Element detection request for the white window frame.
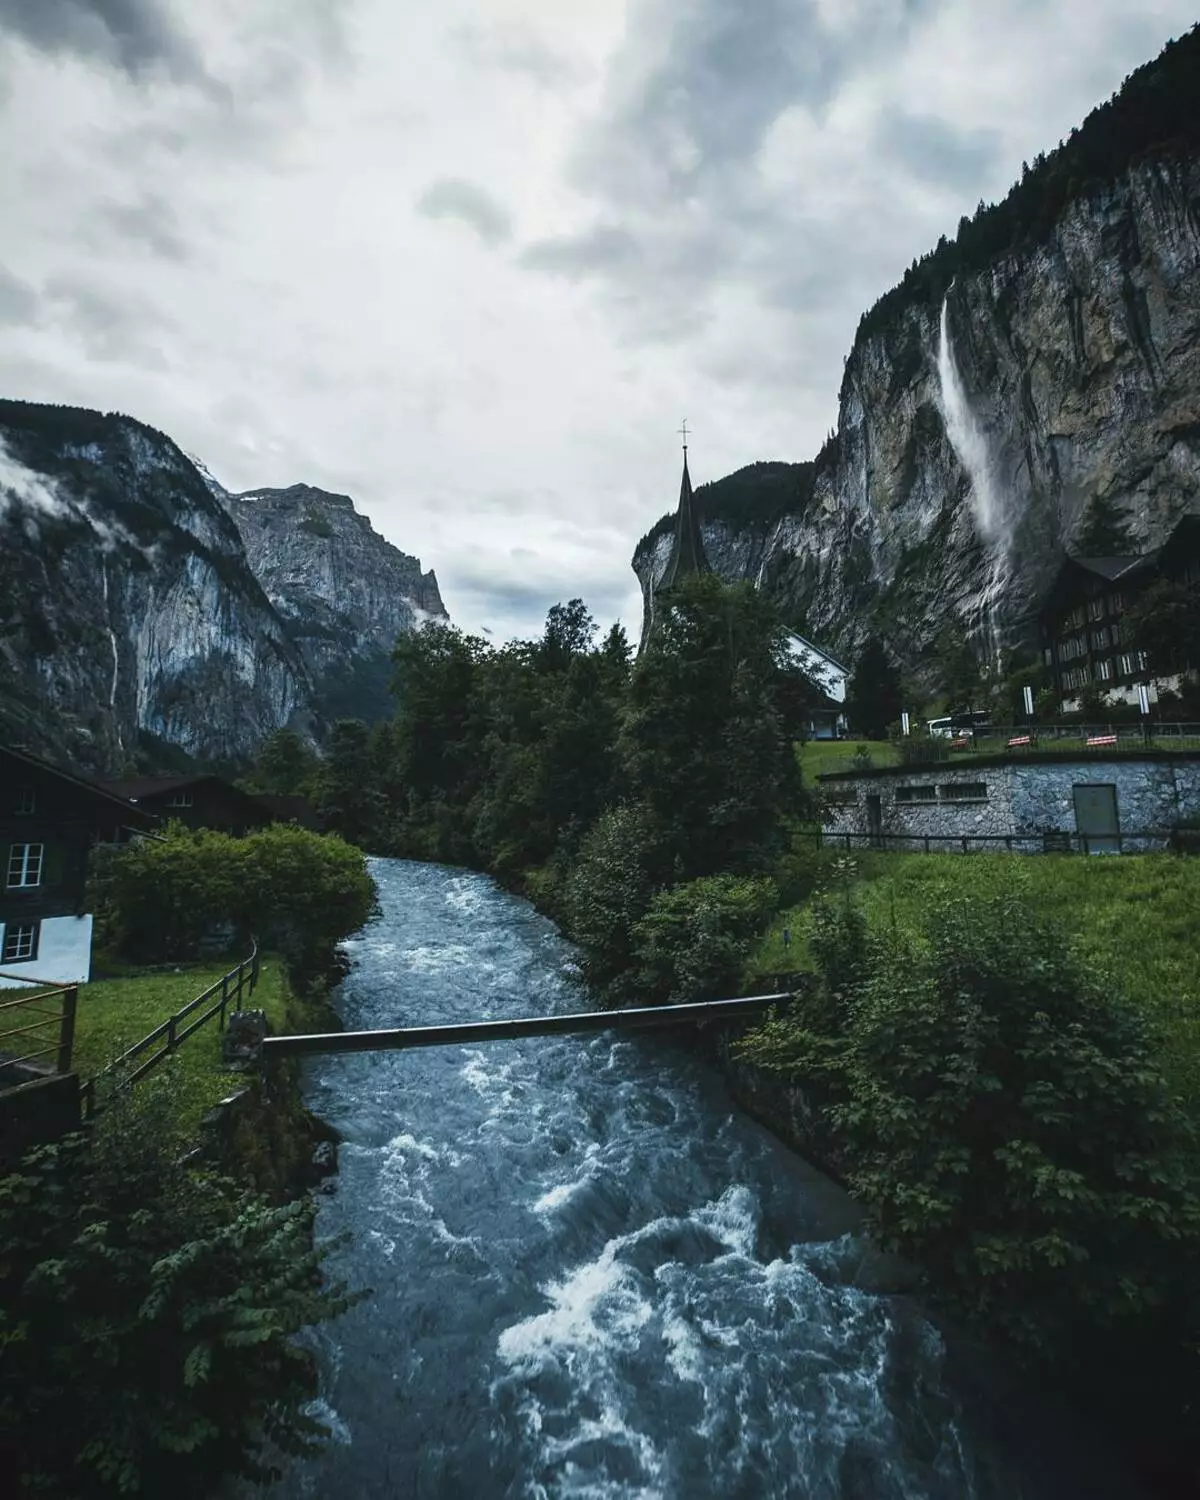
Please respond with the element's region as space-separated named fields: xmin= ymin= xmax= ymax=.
xmin=6 ymin=843 xmax=44 ymax=889
xmin=1 ymin=921 xmax=39 ymax=963
xmin=167 ymin=791 xmax=194 ymax=809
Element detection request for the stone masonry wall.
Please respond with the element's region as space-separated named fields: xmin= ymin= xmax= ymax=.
xmin=821 ymin=755 xmax=1200 ymax=851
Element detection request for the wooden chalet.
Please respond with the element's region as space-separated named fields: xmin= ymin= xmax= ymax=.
xmin=1039 ymin=516 xmax=1200 ymax=710
xmin=98 ymin=773 xmax=275 ymax=837
xmin=1 ymin=746 xmax=156 ymax=987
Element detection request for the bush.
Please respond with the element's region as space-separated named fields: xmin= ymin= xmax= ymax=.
xmin=0 ymin=1081 xmax=365 ymax=1497
xmin=898 ymin=733 xmax=950 ymax=766
xmin=91 ymin=824 xmax=377 ymax=985
xmin=633 ymin=874 xmax=778 ymax=1004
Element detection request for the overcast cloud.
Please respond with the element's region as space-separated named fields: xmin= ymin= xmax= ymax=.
xmin=1 ymin=0 xmax=1195 ymax=642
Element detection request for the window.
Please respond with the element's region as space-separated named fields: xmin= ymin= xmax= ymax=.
xmin=1118 ymin=653 xmax=1135 ymax=678
xmin=1108 ymin=591 xmax=1125 ymax=614
xmin=14 ymin=786 xmax=35 ymax=816
xmin=1091 ymin=628 xmax=1110 ymax=651
xmin=896 ymin=784 xmax=938 ymax=803
xmin=1109 ymin=620 xmax=1124 ymax=646
xmin=940 ymin=783 xmax=988 ymax=801
xmin=1 ymin=922 xmax=39 ymax=964
xmin=1043 ymin=647 xmax=1053 ymax=666
xmin=1096 ymin=658 xmax=1114 ymax=681
xmin=167 ymin=791 xmax=194 ymax=809
xmin=6 ymin=843 xmax=43 ymax=888
xmin=1087 ymin=597 xmax=1105 ymax=622
xmin=1065 ymin=605 xmax=1086 ymax=631
xmin=1059 ymin=635 xmax=1087 ymax=662
xmin=1062 ymin=666 xmax=1091 ymax=692
xmin=823 ymin=786 xmax=857 ymax=806
xmin=1136 ymin=650 xmax=1148 ymax=672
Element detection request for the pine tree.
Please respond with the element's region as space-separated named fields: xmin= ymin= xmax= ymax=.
xmin=846 ymin=635 xmax=903 ymax=739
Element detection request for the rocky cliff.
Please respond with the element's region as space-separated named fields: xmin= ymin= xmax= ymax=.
xmin=634 ymin=28 xmax=1200 ymax=684
xmin=0 ymin=401 xmax=444 ymax=770
xmin=220 ymin=484 xmax=447 ymax=723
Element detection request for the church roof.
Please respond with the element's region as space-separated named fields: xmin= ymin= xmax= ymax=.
xmin=657 ymin=453 xmax=709 ymax=591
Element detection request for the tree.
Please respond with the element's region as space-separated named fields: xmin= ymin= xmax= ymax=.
xmin=633 ymin=874 xmax=777 ymax=1004
xmin=1125 ymin=580 xmax=1200 ymax=676
xmin=311 ymin=719 xmax=384 ymax=849
xmin=1074 ymin=493 xmax=1133 ymax=555
xmin=933 ymin=625 xmax=982 ymax=715
xmin=539 ymin=598 xmax=596 ymax=673
xmin=563 ymin=803 xmax=660 ymax=1004
xmin=246 ymin=728 xmax=317 ymax=796
xmin=846 ymin=635 xmax=903 ymax=738
xmin=622 ymin=573 xmax=807 ymax=882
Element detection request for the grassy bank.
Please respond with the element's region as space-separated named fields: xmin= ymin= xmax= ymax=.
xmin=71 ymin=956 xmax=292 ymax=1141
xmin=749 ymin=850 xmax=1200 ymax=1117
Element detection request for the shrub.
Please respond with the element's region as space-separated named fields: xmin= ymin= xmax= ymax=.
xmin=633 ymin=874 xmax=778 ymax=1003
xmin=90 ymin=824 xmax=377 ymax=985
xmin=0 ymin=1081 xmax=365 ymax=1497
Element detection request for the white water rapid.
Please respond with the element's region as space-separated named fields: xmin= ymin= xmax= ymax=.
xmin=936 ymin=293 xmax=1011 ymax=666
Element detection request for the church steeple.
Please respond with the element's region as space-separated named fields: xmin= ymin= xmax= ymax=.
xmin=639 ymin=423 xmax=710 ymax=653
xmin=658 ymin=426 xmax=709 ymax=590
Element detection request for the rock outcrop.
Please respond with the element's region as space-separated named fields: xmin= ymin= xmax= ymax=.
xmin=0 ymin=401 xmax=311 ymax=770
xmin=0 ymin=401 xmax=445 ymax=770
xmin=221 ymin=483 xmax=447 ymax=723
xmin=634 ymin=30 xmax=1200 ymax=684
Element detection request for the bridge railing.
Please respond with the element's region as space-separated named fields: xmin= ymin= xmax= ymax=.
xmin=260 ymin=992 xmax=795 ymax=1062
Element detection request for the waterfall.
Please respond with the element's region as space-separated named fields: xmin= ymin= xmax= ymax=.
xmin=936 ymin=293 xmax=1011 ymax=665
xmin=101 ymin=563 xmax=121 ymax=723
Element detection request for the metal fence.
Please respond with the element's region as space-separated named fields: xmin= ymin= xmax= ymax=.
xmin=0 ymin=977 xmax=78 ymax=1083
xmin=79 ymin=941 xmax=259 ymax=1120
xmin=797 ymin=828 xmax=1172 ymax=856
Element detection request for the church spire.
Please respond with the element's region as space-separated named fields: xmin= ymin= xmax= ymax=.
xmin=657 ymin=423 xmax=709 ymax=591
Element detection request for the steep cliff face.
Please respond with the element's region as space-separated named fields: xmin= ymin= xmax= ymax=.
xmin=0 ymin=402 xmax=312 ymax=771
xmin=221 ymin=484 xmax=448 ymax=722
xmin=634 ymin=36 xmax=1200 ymax=682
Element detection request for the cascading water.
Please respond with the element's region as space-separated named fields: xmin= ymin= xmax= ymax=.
xmin=936 ymin=292 xmax=1011 ymax=668
xmin=260 ymin=858 xmax=1143 ymax=1499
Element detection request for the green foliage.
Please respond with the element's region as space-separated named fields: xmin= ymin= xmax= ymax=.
xmin=932 ymin=624 xmax=981 ymax=716
xmin=0 ymin=1082 xmax=364 ymax=1498
xmin=1074 ymin=493 xmax=1134 ymax=556
xmin=563 ymin=804 xmax=660 ymax=1004
xmin=90 ymin=824 xmax=376 ymax=983
xmin=623 ymin=573 xmax=809 ymax=881
xmin=846 ymin=635 xmax=903 ymax=739
xmin=298 ymin=510 xmax=334 ymax=538
xmin=1125 ymin=579 xmax=1200 ymax=675
xmin=245 ymin=728 xmax=318 ymax=796
xmin=633 ymin=875 xmax=778 ymax=1003
xmin=897 ymin=731 xmax=950 ymax=766
xmin=741 ymin=878 xmax=1200 ymax=1440
xmin=311 ymin=718 xmax=385 ymax=848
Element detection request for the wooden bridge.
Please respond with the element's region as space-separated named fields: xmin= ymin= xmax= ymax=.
xmin=259 ymin=992 xmax=795 ymax=1061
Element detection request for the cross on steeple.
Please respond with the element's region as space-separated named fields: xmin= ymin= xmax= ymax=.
xmin=678 ymin=418 xmax=690 ymax=454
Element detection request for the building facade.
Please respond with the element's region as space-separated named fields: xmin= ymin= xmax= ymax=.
xmin=818 ymin=753 xmax=1200 ymax=853
xmin=1 ymin=747 xmax=155 ymax=987
xmin=99 ymin=774 xmax=275 ymax=837
xmin=1040 ymin=516 xmax=1200 ymax=712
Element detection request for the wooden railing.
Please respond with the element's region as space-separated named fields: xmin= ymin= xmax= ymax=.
xmin=0 ymin=977 xmax=79 ymax=1081
xmin=79 ymin=942 xmax=260 ymax=1120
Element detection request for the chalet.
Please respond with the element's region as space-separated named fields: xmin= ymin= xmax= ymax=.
xmin=641 ymin=442 xmax=848 ymax=735
xmin=1 ymin=746 xmax=157 ymax=987
xmin=1040 ymin=516 xmax=1200 ymax=712
xmin=99 ymin=773 xmax=274 ymax=836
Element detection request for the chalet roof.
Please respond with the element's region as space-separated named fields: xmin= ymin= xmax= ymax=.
xmin=1 ymin=745 xmax=158 ymax=828
xmin=99 ymin=773 xmax=266 ymax=816
xmin=1068 ymin=552 xmax=1158 ymax=581
xmin=657 ymin=453 xmax=709 ymax=591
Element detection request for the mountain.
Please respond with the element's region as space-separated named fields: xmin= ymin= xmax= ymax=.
xmin=0 ymin=401 xmax=443 ymax=770
xmin=220 ymin=483 xmax=447 ymax=723
xmin=633 ymin=25 xmax=1200 ymax=683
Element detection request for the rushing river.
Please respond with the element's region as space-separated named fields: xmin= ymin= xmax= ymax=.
xmin=271 ymin=859 xmax=1142 ymax=1499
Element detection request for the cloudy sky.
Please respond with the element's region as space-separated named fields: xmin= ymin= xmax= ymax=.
xmin=1 ymin=1 xmax=1195 ymax=641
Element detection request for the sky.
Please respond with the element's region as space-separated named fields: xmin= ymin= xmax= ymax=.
xmin=1 ymin=1 xmax=1196 ymax=643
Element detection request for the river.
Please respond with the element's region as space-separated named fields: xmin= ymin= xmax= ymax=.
xmin=270 ymin=858 xmax=1142 ymax=1499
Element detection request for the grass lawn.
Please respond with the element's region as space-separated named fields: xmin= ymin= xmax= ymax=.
xmin=796 ymin=738 xmax=898 ymax=779
xmin=751 ymin=850 xmax=1200 ymax=1116
xmin=69 ymin=956 xmax=292 ymax=1141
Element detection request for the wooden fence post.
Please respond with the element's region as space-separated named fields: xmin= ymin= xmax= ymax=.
xmin=219 ymin=972 xmax=230 ymax=1030
xmin=57 ymin=985 xmax=78 ymax=1074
